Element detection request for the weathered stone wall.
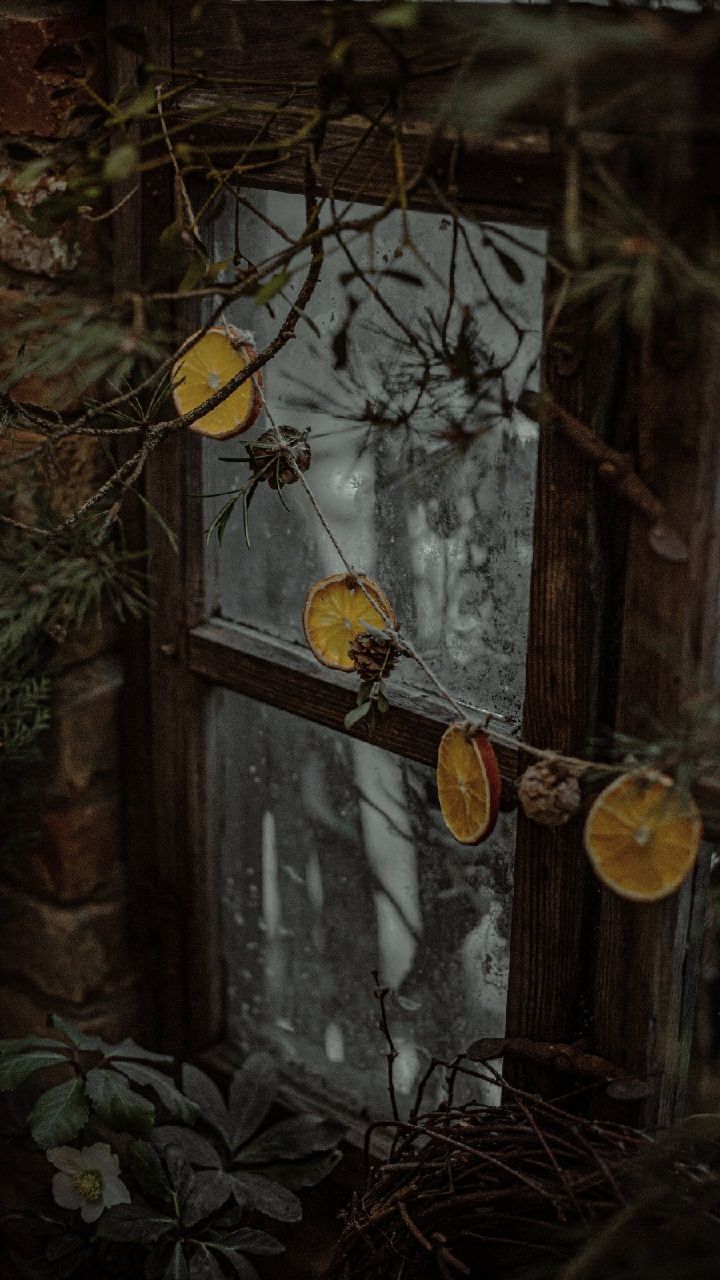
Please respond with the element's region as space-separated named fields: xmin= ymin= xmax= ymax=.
xmin=0 ymin=1 xmax=140 ymax=1044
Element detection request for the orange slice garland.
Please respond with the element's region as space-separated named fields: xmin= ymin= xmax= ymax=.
xmin=583 ymin=771 xmax=702 ymax=901
xmin=437 ymin=723 xmax=501 ymax=845
xmin=171 ymin=325 xmax=262 ymax=439
xmin=302 ymin=574 xmax=396 ymax=672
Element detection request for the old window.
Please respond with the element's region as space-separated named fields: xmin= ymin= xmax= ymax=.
xmin=111 ymin=0 xmax=719 ymax=1160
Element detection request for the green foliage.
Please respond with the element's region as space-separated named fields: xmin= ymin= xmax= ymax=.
xmin=29 ymin=1079 xmax=92 ymax=1149
xmin=153 ymin=1057 xmax=345 ymax=1224
xmin=0 ymin=1019 xmax=190 ymax=1148
xmin=1 ymin=295 xmax=167 ymax=400
xmin=0 ymin=1020 xmax=345 ymax=1279
xmin=0 ymin=472 xmax=151 ymax=855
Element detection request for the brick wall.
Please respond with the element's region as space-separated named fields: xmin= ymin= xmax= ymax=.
xmin=0 ymin=1 xmax=141 ymax=1044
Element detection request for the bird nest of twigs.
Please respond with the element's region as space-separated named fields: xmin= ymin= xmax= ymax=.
xmin=329 ymin=1054 xmax=654 ymax=1280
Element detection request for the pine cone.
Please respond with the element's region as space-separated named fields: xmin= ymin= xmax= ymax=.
xmin=517 ymin=759 xmax=582 ymax=828
xmin=348 ymin=630 xmax=399 ymax=681
xmin=247 ymin=426 xmax=311 ymax=490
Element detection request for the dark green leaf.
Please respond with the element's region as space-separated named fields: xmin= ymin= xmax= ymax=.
xmin=228 ymin=1053 xmax=278 ymax=1151
xmin=0 ymin=1036 xmax=65 ymax=1056
xmin=5 ymin=197 xmax=53 ymax=237
xmin=344 ymin=702 xmax=372 ymax=730
xmin=206 ymin=494 xmax=240 ymax=547
xmin=254 ymin=269 xmax=289 ymax=308
xmin=45 ymin=1234 xmax=91 ymax=1279
xmin=154 ymin=1125 xmax=223 ymax=1168
xmin=179 ymin=254 xmax=209 ymax=295
xmin=231 ymin=1172 xmax=301 ymax=1222
xmin=50 ymin=1015 xmax=111 ymax=1053
xmin=108 ymin=1038 xmax=174 ymax=1066
xmin=67 ymin=101 xmax=105 ymax=123
xmin=160 ymin=222 xmax=187 ymax=261
xmin=221 ymin=1257 xmax=259 ymax=1280
xmin=14 ymin=158 xmax=53 ymax=192
xmin=183 ymin=1171 xmax=233 ymax=1227
xmin=109 ymin=24 xmax=148 ymax=58
xmin=188 ymin=1247 xmax=224 ymax=1280
xmin=237 ymin=1115 xmax=345 ymax=1165
xmin=259 ymin=1148 xmax=343 ymax=1189
xmin=114 ymin=1061 xmax=199 ymax=1124
xmin=115 ymin=85 xmax=157 ymax=121
xmin=217 ymin=1229 xmax=284 ymax=1256
xmin=129 ymin=1140 xmax=175 ymax=1202
xmin=97 ymin=1204 xmax=174 ymax=1244
xmin=208 ymin=1206 xmax=249 ymax=1233
xmin=29 ymin=1078 xmax=89 ymax=1149
xmin=165 ymin=1242 xmax=190 ymax=1280
xmin=377 ymin=689 xmax=390 ymax=714
xmin=86 ymin=1067 xmax=155 ymax=1136
xmin=242 ymin=488 xmax=252 ymax=551
xmin=165 ymin=1145 xmax=196 ymax=1204
xmin=103 ymin=143 xmax=137 ymax=183
xmin=0 ymin=1051 xmax=68 ymax=1091
xmin=146 ymin=1240 xmax=189 ymax=1280
xmin=181 ymin=1063 xmax=229 ymax=1137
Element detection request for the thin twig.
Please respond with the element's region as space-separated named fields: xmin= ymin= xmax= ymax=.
xmin=373 ymin=970 xmax=400 ymax=1123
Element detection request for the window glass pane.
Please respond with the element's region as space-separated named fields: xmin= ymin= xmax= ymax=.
xmin=203 ymin=195 xmax=545 ymax=723
xmin=213 ymin=690 xmax=514 ymax=1119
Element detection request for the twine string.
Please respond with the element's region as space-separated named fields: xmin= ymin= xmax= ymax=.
xmin=249 ymin=378 xmax=615 ymax=778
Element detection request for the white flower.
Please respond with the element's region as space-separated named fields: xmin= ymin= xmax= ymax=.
xmin=48 ymin=1143 xmax=131 ymax=1223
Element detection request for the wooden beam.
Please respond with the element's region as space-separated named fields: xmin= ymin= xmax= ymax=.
xmin=503 ymin=247 xmax=627 ymax=1099
xmin=108 ymin=0 xmax=224 ymax=1056
xmin=592 ymin=147 xmax=720 ymax=1125
xmin=188 ymin=620 xmax=519 ymax=786
xmin=106 ymin=0 xmax=173 ymax=1050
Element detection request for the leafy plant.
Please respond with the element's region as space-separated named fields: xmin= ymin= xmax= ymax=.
xmin=96 ymin=1140 xmax=288 ymax=1280
xmin=0 ymin=472 xmax=151 ymax=856
xmin=0 ymin=1019 xmax=345 ymax=1280
xmin=154 ymin=1057 xmax=345 ymax=1221
xmin=0 ymin=1017 xmax=194 ymax=1149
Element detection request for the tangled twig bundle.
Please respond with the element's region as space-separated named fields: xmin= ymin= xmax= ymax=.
xmin=330 ymin=1058 xmax=653 ymax=1280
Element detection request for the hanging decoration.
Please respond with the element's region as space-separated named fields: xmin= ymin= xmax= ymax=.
xmin=516 ymin=757 xmax=583 ymax=828
xmin=302 ymin=573 xmax=397 ymax=673
xmin=194 ymin=395 xmax=708 ymax=900
xmin=348 ymin=630 xmax=401 ymax=682
xmin=247 ymin=426 xmax=311 ymax=490
xmin=436 ymin=722 xmax=502 ymax=846
xmin=582 ymin=770 xmax=702 ymax=901
xmin=171 ymin=325 xmax=262 ymax=439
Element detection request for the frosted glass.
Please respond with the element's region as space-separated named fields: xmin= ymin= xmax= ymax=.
xmin=203 ymin=194 xmax=545 ymax=724
xmin=214 ymin=690 xmax=514 ymax=1119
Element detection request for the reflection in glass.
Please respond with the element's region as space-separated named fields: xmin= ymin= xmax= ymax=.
xmin=203 ymin=194 xmax=545 ymax=723
xmin=214 ymin=691 xmax=514 ymax=1119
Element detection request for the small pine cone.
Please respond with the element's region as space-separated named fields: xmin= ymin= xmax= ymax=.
xmin=517 ymin=759 xmax=582 ymax=828
xmin=247 ymin=426 xmax=311 ymax=490
xmin=348 ymin=630 xmax=399 ymax=681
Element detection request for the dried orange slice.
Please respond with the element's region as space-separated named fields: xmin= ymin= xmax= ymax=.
xmin=171 ymin=325 xmax=262 ymax=439
xmin=302 ymin=574 xmax=396 ymax=672
xmin=584 ymin=771 xmax=702 ymax=901
xmin=437 ymin=723 xmax=501 ymax=845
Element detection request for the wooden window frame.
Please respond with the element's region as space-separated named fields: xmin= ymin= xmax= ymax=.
xmin=108 ymin=1 xmax=720 ymax=1137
